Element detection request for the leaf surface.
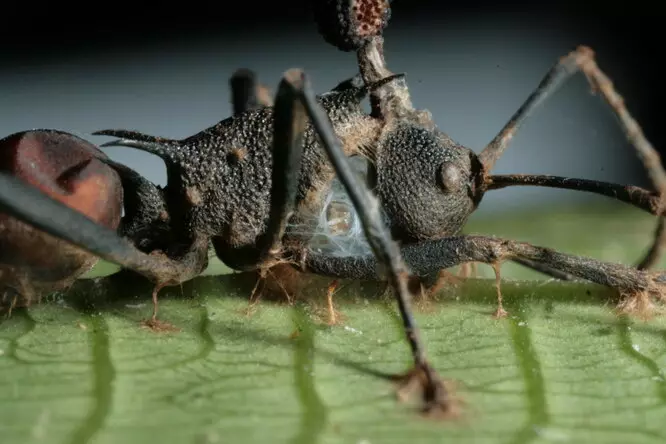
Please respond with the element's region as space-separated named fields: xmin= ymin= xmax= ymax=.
xmin=2 ymin=204 xmax=665 ymax=444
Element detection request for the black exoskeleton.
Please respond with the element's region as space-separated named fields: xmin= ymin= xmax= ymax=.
xmin=373 ymin=124 xmax=486 ymax=241
xmin=2 ymin=0 xmax=666 ymax=418
xmin=94 ymin=73 xmax=398 ymax=272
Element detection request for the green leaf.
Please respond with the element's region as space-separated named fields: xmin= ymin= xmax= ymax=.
xmin=2 ymin=203 xmax=666 ymax=444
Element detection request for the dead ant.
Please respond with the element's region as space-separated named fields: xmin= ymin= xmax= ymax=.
xmin=2 ymin=0 xmax=666 ymax=418
xmin=0 ymin=130 xmax=123 ymax=313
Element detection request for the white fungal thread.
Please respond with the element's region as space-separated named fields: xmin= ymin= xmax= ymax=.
xmin=288 ymin=158 xmax=374 ymax=257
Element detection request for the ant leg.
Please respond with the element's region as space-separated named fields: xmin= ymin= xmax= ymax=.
xmin=490 ymin=262 xmax=507 ymax=318
xmin=478 ymin=46 xmax=666 ymax=270
xmin=574 ymin=48 xmax=666 ymax=209
xmin=487 ymin=174 xmax=664 ymax=276
xmin=99 ymin=158 xmax=208 ymax=327
xmin=0 ymin=172 xmax=209 ymax=309
xmin=487 ymin=175 xmax=661 ymax=214
xmin=301 ymin=234 xmax=666 ymax=317
xmin=7 ymin=293 xmax=18 ymax=318
xmin=579 ymin=53 xmax=666 ymax=269
xmin=512 ymin=257 xmax=577 ymax=281
xmin=324 ymin=279 xmax=342 ymax=326
xmin=229 ymin=68 xmax=273 ymax=115
xmin=295 ymin=70 xmax=450 ymax=417
xmin=141 ymin=283 xmax=178 ymax=332
xmin=424 ymin=269 xmax=464 ymax=300
xmin=249 ymin=272 xmax=265 ymax=306
xmin=638 ymin=219 xmax=666 ymax=270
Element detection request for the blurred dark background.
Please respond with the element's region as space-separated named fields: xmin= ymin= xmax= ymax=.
xmin=1 ymin=0 xmax=663 ymax=216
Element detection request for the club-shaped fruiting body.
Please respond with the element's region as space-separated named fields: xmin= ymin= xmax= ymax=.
xmin=0 ymin=130 xmax=122 ymax=303
xmin=314 ymin=0 xmax=392 ymax=52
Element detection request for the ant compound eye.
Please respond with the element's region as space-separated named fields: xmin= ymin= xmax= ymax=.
xmin=439 ymin=162 xmax=465 ymax=193
xmin=325 ymin=200 xmax=354 ymax=236
xmin=314 ymin=0 xmax=392 ymax=52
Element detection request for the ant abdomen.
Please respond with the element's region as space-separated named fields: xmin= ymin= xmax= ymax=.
xmin=0 ymin=130 xmax=123 ymax=303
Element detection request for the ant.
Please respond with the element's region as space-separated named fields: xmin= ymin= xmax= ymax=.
xmin=0 ymin=130 xmax=123 ymax=314
xmin=2 ymin=0 xmax=666 ymax=418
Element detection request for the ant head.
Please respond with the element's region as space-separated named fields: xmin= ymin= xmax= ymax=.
xmin=373 ymin=123 xmax=485 ymax=241
xmin=314 ymin=3 xmax=489 ymax=241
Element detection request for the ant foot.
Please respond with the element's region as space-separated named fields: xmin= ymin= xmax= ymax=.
xmin=141 ymin=317 xmax=180 ymax=333
xmin=394 ymin=362 xmax=462 ymax=420
xmin=492 ymin=306 xmax=508 ymax=319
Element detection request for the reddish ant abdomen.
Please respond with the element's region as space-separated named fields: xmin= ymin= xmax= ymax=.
xmin=0 ymin=130 xmax=122 ymax=305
